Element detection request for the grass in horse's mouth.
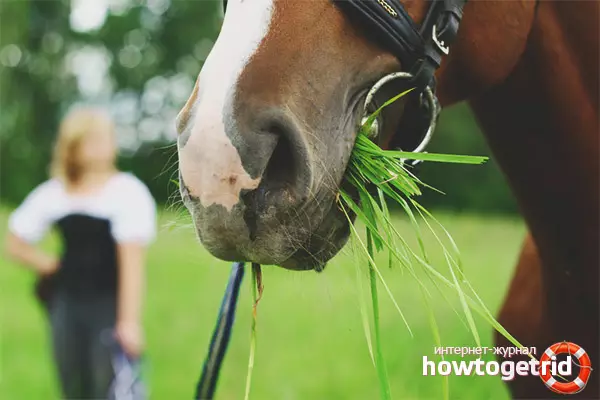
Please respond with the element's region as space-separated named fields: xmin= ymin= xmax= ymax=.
xmin=191 ymin=92 xmax=538 ymax=400
xmin=337 ymin=90 xmax=534 ymax=399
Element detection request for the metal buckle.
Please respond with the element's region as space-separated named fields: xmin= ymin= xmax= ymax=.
xmin=432 ymin=24 xmax=450 ymax=55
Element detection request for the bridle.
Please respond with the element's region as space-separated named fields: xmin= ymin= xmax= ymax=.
xmin=221 ymin=0 xmax=466 ymax=157
xmin=333 ymin=0 xmax=467 ymax=160
xmin=335 ymin=0 xmax=466 ymax=93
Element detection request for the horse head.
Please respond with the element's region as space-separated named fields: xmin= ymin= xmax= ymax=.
xmin=176 ymin=0 xmax=536 ymax=270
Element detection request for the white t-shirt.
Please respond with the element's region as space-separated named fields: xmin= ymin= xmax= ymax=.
xmin=8 ymin=172 xmax=157 ymax=245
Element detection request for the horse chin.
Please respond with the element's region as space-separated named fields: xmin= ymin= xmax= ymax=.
xmin=279 ymin=236 xmax=348 ymax=271
xmin=189 ymin=186 xmax=353 ymax=271
xmin=279 ymin=202 xmax=353 ymax=271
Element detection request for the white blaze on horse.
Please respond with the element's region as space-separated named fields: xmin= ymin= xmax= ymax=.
xmin=177 ymin=0 xmax=599 ymax=398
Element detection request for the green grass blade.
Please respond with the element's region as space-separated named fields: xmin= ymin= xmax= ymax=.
xmin=359 ymin=88 xmax=415 ymax=136
xmin=244 ymin=265 xmax=261 ymax=400
xmin=367 ymin=230 xmax=392 ymax=400
xmin=350 ymin=234 xmax=376 ymax=366
xmin=409 ymin=202 xmax=480 ymax=346
xmin=339 ymin=201 xmax=413 ymax=337
xmin=419 ymin=288 xmax=449 ymax=400
xmin=377 ymin=189 xmax=396 ymax=270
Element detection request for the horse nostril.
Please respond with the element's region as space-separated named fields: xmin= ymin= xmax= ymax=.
xmin=238 ymin=111 xmax=312 ymax=232
xmin=254 ymin=112 xmax=312 ymax=206
xmin=264 ymin=130 xmax=296 ymax=192
xmin=241 ymin=118 xmax=311 ymax=242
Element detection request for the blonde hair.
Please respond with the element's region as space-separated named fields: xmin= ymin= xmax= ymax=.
xmin=50 ymin=107 xmax=116 ymax=184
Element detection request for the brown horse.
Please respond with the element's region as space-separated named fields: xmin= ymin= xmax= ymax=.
xmin=176 ymin=0 xmax=599 ymax=397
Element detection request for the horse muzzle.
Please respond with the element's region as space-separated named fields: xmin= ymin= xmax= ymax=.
xmin=178 ymin=108 xmax=316 ymax=267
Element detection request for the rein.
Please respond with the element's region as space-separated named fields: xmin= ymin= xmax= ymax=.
xmin=195 ymin=262 xmax=246 ymax=399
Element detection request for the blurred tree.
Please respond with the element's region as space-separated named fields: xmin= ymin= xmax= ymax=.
xmin=1 ymin=0 xmax=75 ymax=202
xmin=0 ymin=0 xmax=220 ymax=205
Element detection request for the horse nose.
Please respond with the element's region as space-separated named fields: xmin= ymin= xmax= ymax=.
xmin=241 ymin=109 xmax=313 ymax=212
xmin=178 ymin=107 xmax=313 ymax=216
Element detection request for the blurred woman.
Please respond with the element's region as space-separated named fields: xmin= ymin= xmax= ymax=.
xmin=4 ymin=107 xmax=156 ymax=399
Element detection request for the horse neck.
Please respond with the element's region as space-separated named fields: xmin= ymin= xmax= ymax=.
xmin=459 ymin=1 xmax=598 ymax=297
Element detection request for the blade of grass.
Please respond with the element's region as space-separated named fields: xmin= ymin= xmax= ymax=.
xmin=367 ymin=230 xmax=392 ymax=400
xmin=244 ymin=264 xmax=263 ymax=400
xmin=350 ymin=233 xmax=376 ymax=366
xmin=377 ymin=188 xmax=397 ymax=270
xmin=409 ymin=202 xmax=481 ymax=346
xmin=361 ymin=196 xmax=468 ymax=328
xmin=419 ymin=288 xmax=449 ymax=400
xmin=339 ymin=200 xmax=413 ymax=337
xmin=359 ymin=88 xmax=416 ymax=135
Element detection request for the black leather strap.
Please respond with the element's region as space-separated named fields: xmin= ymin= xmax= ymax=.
xmin=332 ymin=0 xmax=424 ymax=67
xmin=333 ymin=0 xmax=467 ymax=92
xmin=222 ymin=0 xmax=467 ymax=93
xmin=424 ymin=0 xmax=465 ymax=54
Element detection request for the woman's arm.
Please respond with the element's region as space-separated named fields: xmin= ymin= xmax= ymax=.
xmin=112 ymin=175 xmax=157 ymax=357
xmin=4 ymin=233 xmax=58 ymax=275
xmin=6 ymin=180 xmax=57 ymax=273
xmin=115 ymin=242 xmax=147 ymax=357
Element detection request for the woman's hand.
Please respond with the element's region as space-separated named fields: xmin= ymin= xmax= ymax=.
xmin=5 ymin=233 xmax=59 ymax=276
xmin=115 ymin=320 xmax=144 ymax=358
xmin=38 ymin=258 xmax=59 ymax=276
xmin=116 ymin=242 xmax=147 ymax=358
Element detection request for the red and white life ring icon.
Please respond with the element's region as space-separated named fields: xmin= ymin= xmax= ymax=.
xmin=539 ymin=341 xmax=593 ymax=394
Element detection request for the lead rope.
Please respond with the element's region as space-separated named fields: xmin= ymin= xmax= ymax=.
xmin=195 ymin=262 xmax=246 ymax=399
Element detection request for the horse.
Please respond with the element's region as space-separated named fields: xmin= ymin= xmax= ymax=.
xmin=176 ymin=0 xmax=599 ymax=397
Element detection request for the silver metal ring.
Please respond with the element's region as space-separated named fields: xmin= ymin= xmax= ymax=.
xmin=360 ymin=71 xmax=439 ymax=161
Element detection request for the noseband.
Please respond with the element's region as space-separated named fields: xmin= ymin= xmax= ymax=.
xmin=333 ymin=0 xmax=467 ymax=158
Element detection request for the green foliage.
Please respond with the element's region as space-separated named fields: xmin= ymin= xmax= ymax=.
xmin=1 ymin=0 xmax=76 ymax=203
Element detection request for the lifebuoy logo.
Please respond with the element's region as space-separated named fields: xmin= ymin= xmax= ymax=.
xmin=539 ymin=342 xmax=593 ymax=395
xmin=424 ymin=342 xmax=593 ymax=395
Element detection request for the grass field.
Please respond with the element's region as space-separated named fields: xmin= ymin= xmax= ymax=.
xmin=0 ymin=207 xmax=526 ymax=399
